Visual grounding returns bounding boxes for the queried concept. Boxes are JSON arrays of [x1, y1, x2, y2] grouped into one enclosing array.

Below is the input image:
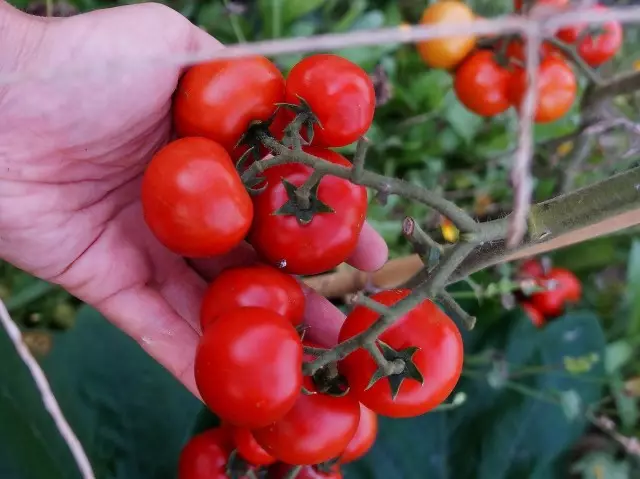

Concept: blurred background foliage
[[1, 0, 640, 478]]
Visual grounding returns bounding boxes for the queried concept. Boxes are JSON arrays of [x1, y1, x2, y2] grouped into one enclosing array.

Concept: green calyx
[[277, 96, 322, 147], [273, 179, 334, 225], [366, 340, 424, 400]]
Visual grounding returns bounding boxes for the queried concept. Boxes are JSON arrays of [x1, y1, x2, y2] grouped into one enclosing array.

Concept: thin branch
[[559, 134, 594, 193], [582, 70, 640, 110], [402, 216, 443, 265], [546, 37, 603, 85], [438, 292, 477, 330], [0, 300, 94, 479], [284, 465, 303, 479], [248, 133, 479, 232], [351, 137, 369, 183], [365, 342, 404, 376], [508, 24, 541, 248]]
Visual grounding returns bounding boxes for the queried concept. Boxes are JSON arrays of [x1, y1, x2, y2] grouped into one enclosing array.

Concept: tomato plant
[[514, 0, 568, 13], [453, 50, 511, 117], [508, 56, 577, 123], [231, 426, 276, 466], [340, 403, 378, 463], [178, 428, 233, 479], [530, 268, 582, 317], [283, 54, 375, 147], [518, 258, 545, 279], [199, 265, 305, 331], [248, 147, 368, 275], [141, 137, 253, 257], [174, 55, 285, 152], [253, 377, 361, 465], [194, 307, 303, 428], [338, 289, 463, 418], [522, 302, 546, 328], [416, 1, 476, 70], [268, 463, 343, 479], [556, 5, 623, 67]]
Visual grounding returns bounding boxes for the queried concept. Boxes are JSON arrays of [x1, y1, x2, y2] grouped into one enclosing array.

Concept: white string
[[0, 300, 95, 479]]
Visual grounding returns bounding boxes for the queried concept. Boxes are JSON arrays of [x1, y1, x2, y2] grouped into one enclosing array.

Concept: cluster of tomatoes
[[516, 258, 583, 328], [417, 0, 623, 122], [138, 50, 465, 478]]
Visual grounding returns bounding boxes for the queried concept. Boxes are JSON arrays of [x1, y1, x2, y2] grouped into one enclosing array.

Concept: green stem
[[295, 170, 324, 210], [351, 137, 369, 183], [546, 38, 603, 86]]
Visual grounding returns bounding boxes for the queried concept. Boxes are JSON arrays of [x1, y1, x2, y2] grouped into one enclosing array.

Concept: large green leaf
[[0, 320, 80, 479], [38, 306, 201, 479]]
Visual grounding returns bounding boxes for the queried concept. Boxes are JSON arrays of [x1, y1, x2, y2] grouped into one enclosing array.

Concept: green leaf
[[571, 451, 631, 479], [39, 306, 201, 479], [281, 0, 325, 24], [625, 239, 640, 336], [445, 100, 484, 144], [0, 322, 79, 479]]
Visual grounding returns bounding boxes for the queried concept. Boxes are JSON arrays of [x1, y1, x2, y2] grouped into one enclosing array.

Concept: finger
[[300, 284, 346, 348], [346, 221, 388, 272]]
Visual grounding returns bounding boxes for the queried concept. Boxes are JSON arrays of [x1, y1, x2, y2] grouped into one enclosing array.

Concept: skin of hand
[[0, 2, 388, 396]]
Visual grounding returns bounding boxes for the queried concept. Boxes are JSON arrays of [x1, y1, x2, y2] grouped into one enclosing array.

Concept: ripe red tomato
[[416, 1, 476, 70], [141, 137, 253, 257], [194, 307, 303, 428], [518, 258, 544, 279], [530, 268, 582, 317], [340, 403, 378, 463], [284, 54, 375, 147], [178, 428, 233, 479], [253, 377, 361, 465], [522, 302, 545, 328], [508, 56, 576, 123], [453, 50, 511, 117], [268, 463, 343, 479], [174, 56, 285, 152], [248, 147, 368, 275], [556, 6, 622, 67], [199, 265, 305, 331], [504, 39, 562, 63], [338, 289, 463, 418], [231, 427, 276, 466]]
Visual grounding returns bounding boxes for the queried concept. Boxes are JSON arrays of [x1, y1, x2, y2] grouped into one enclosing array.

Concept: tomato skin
[[338, 289, 463, 418], [194, 307, 303, 428], [231, 427, 276, 466], [556, 6, 622, 67], [504, 39, 562, 63], [284, 54, 375, 148], [199, 265, 305, 331], [454, 50, 511, 117], [268, 463, 343, 479], [253, 377, 361, 465], [174, 56, 285, 152], [522, 302, 546, 328], [417, 1, 476, 70], [509, 56, 576, 123], [518, 258, 544, 279], [340, 403, 378, 463], [530, 268, 582, 317], [178, 428, 233, 479], [141, 137, 253, 257], [248, 147, 368, 275]]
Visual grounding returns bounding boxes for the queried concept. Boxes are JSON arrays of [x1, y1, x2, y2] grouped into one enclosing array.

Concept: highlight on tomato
[[416, 0, 476, 70], [283, 53, 375, 147], [248, 147, 368, 276], [141, 137, 253, 258], [338, 289, 464, 418], [173, 55, 285, 152], [199, 264, 305, 331], [194, 307, 303, 429]]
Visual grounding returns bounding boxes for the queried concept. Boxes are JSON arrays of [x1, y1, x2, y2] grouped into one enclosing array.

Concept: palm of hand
[[0, 4, 388, 396]]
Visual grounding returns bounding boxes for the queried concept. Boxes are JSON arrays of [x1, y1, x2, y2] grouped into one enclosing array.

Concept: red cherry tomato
[[284, 54, 375, 147], [178, 428, 233, 479], [194, 307, 303, 428], [556, 5, 623, 67], [231, 427, 276, 466], [174, 56, 285, 152], [504, 39, 562, 63], [509, 56, 576, 123], [340, 403, 378, 463], [518, 258, 544, 279], [268, 463, 343, 479], [453, 50, 511, 117], [248, 147, 368, 275], [253, 377, 361, 465], [338, 289, 463, 418], [141, 137, 253, 257], [522, 302, 545, 328], [199, 265, 305, 331], [530, 268, 582, 317]]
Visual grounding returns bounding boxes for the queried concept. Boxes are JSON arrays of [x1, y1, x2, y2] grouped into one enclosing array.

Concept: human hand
[[0, 2, 388, 396]]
